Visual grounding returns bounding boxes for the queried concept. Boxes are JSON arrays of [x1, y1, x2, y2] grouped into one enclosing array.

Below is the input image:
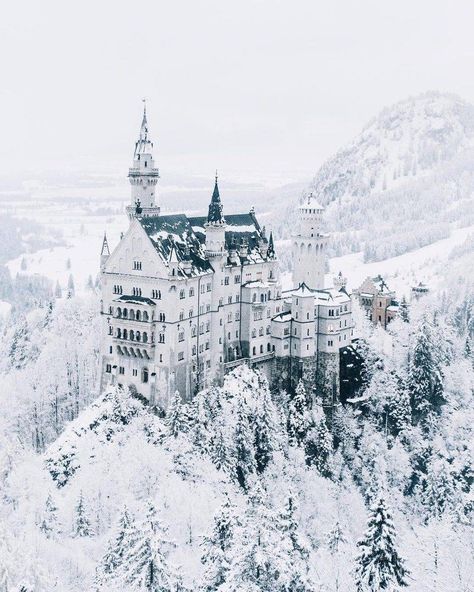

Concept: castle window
[[205, 342, 209, 350], [179, 311, 184, 321], [259, 327, 264, 336], [307, 344, 310, 350], [109, 326, 113, 335], [206, 322, 210, 332], [260, 345, 264, 354], [189, 287, 195, 297], [106, 364, 112, 373], [307, 312, 310, 320], [179, 289, 185, 299], [123, 309, 128, 319], [191, 326, 197, 337], [228, 296, 232, 304], [130, 310, 135, 321], [328, 340, 333, 347], [143, 311, 148, 321], [132, 369, 138, 377], [206, 304, 211, 312], [199, 323, 204, 335], [159, 354, 163, 362], [136, 331, 141, 342], [228, 313, 232, 322], [267, 343, 271, 352], [224, 277, 229, 285], [235, 312, 240, 321], [189, 309, 193, 318], [152, 289, 161, 299], [295, 312, 298, 319], [266, 326, 270, 334], [269, 270, 274, 279], [252, 293, 257, 303], [130, 330, 135, 341], [159, 333, 165, 343], [192, 345, 197, 355], [207, 283, 211, 292], [201, 284, 205, 294], [119, 366, 125, 375], [116, 328, 121, 338], [109, 346, 113, 354], [235, 275, 241, 284], [142, 368, 149, 383], [252, 347, 256, 356], [236, 295, 240, 303], [143, 332, 148, 343], [177, 352, 184, 361], [260, 294, 264, 303], [133, 261, 142, 270], [178, 331, 185, 342], [116, 307, 122, 318], [307, 329, 310, 336], [159, 313, 166, 322]]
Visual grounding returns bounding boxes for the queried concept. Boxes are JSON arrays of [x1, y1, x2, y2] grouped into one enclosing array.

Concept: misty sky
[[2, 0, 474, 184]]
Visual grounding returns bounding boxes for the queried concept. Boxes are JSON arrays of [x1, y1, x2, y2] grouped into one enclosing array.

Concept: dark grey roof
[[115, 295, 156, 306], [139, 215, 212, 277]]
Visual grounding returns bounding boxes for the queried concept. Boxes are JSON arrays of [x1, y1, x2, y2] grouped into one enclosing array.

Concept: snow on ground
[[328, 225, 474, 297], [0, 300, 12, 318]]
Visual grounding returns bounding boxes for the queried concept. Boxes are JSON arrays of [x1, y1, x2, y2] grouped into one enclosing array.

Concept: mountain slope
[[276, 91, 474, 270]]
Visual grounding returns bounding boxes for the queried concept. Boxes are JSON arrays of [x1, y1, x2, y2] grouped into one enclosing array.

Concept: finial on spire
[[207, 172, 225, 224]]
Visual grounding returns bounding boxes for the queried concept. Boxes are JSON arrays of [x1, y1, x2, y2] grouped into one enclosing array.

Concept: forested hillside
[[0, 287, 472, 591], [276, 92, 474, 266]]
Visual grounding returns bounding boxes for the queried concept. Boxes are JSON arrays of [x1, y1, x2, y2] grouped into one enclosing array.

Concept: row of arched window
[[252, 291, 272, 303], [252, 343, 274, 356], [251, 326, 270, 338], [116, 346, 151, 366], [114, 307, 150, 321], [114, 327, 152, 343]]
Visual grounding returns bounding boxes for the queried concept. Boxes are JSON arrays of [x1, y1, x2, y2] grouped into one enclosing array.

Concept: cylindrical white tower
[[292, 194, 328, 290], [126, 102, 160, 219]]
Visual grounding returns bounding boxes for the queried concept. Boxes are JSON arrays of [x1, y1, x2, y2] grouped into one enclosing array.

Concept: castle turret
[[126, 101, 160, 220], [100, 232, 110, 271], [292, 193, 328, 290], [205, 174, 227, 258]]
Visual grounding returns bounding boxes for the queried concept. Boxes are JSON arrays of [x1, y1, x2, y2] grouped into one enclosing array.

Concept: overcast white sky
[[1, 0, 474, 183]]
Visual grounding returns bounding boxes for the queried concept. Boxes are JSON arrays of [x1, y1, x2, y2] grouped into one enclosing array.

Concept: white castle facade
[[99, 108, 354, 408]]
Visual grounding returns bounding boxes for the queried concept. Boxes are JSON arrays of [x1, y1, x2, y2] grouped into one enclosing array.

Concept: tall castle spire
[[207, 171, 225, 224], [127, 101, 160, 220]]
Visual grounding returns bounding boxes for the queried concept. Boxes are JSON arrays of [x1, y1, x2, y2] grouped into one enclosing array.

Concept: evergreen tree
[[86, 274, 95, 291], [38, 492, 60, 538], [67, 274, 75, 298], [54, 280, 62, 299], [387, 384, 411, 435], [398, 296, 409, 323], [253, 385, 277, 474], [9, 316, 29, 370], [121, 502, 178, 591], [95, 506, 139, 587], [166, 391, 187, 438], [409, 316, 445, 424], [304, 415, 333, 477], [287, 380, 311, 446], [72, 490, 93, 537], [354, 496, 409, 592], [233, 399, 256, 490], [210, 419, 231, 473], [326, 521, 346, 554], [200, 495, 236, 591]]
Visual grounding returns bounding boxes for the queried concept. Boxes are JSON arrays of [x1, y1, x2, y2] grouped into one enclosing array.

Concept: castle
[[99, 107, 354, 408]]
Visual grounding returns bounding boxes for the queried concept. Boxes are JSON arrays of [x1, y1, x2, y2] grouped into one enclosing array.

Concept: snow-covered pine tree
[[409, 315, 445, 424], [166, 390, 187, 438], [354, 496, 409, 592], [287, 380, 311, 447], [9, 316, 29, 370], [67, 274, 75, 298], [277, 495, 314, 591], [38, 492, 60, 538], [233, 399, 256, 490], [326, 521, 347, 554], [304, 415, 333, 478], [210, 418, 231, 473], [398, 297, 409, 323], [121, 502, 178, 591], [253, 384, 277, 474], [95, 506, 139, 588], [200, 495, 236, 591], [72, 490, 93, 537]]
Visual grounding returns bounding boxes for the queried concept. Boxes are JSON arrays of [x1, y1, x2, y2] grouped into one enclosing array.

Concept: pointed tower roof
[[101, 232, 110, 256], [207, 172, 225, 224], [134, 100, 154, 157], [267, 231, 275, 259]]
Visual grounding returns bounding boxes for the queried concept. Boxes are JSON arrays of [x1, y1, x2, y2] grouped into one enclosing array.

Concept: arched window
[[123, 329, 128, 339], [260, 294, 264, 303], [267, 290, 271, 300], [136, 310, 141, 321], [260, 344, 264, 353], [143, 311, 148, 321], [117, 328, 121, 338], [228, 347, 233, 361], [252, 293, 257, 303], [259, 327, 264, 336], [123, 308, 128, 319], [142, 368, 149, 383], [130, 330, 135, 341], [252, 329, 256, 338], [252, 346, 256, 356], [267, 343, 271, 352], [116, 307, 122, 318], [143, 332, 148, 343], [129, 310, 135, 321], [136, 331, 141, 342]]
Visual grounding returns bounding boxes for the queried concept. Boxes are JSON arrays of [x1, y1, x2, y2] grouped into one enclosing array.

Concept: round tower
[[205, 174, 227, 258], [126, 101, 160, 220], [292, 193, 328, 290]]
